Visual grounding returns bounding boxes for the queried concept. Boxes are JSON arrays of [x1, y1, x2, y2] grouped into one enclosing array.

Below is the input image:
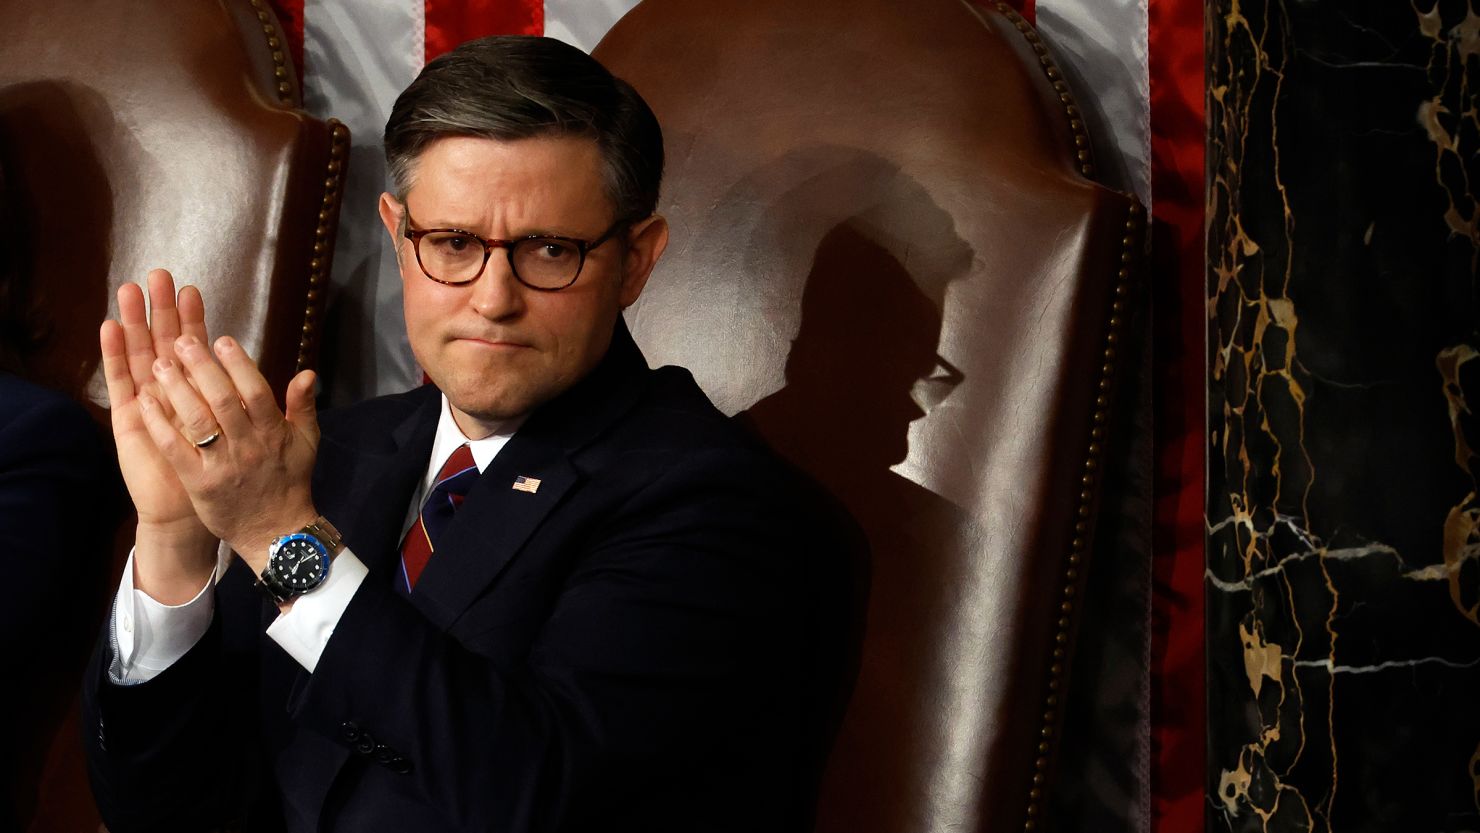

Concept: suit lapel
[[409, 435, 579, 630], [316, 388, 439, 580]]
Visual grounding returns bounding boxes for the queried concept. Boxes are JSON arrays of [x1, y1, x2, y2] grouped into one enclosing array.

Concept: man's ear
[[378, 192, 404, 246], [617, 214, 670, 308]]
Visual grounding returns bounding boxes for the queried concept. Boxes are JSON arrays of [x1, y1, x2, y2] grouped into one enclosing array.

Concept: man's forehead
[[399, 135, 615, 229]]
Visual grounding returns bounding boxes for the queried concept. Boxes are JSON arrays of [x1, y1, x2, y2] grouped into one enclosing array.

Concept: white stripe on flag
[[302, 0, 425, 403], [1036, 0, 1152, 207], [543, 0, 641, 52]]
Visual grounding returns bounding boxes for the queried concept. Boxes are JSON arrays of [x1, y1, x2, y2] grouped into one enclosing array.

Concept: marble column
[[1207, 1, 1480, 831]]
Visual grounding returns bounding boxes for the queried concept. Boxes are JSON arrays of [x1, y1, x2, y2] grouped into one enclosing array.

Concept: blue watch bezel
[[267, 532, 332, 595]]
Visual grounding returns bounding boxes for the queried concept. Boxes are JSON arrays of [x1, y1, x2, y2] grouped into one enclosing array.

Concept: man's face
[[379, 135, 667, 437]]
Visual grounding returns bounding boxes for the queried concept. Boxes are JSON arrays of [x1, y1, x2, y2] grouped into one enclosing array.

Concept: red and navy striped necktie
[[399, 443, 479, 591]]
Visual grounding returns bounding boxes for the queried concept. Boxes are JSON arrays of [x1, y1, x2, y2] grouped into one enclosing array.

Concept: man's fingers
[[178, 284, 209, 346], [136, 390, 200, 479], [153, 352, 230, 448], [99, 320, 136, 408], [171, 335, 253, 438], [213, 336, 280, 427], [117, 282, 158, 385], [147, 269, 182, 359], [284, 370, 320, 446]]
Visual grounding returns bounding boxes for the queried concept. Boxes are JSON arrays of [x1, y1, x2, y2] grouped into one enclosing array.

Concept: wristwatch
[[258, 516, 344, 605]]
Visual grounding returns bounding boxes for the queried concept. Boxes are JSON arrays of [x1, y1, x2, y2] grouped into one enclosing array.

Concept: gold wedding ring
[[193, 430, 222, 449]]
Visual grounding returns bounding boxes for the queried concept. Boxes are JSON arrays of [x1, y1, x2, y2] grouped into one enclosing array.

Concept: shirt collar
[[423, 395, 523, 493]]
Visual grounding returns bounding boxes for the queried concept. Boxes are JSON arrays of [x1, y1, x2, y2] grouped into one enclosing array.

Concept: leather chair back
[[594, 1, 1143, 829], [0, 1, 348, 828], [0, 0, 348, 406]]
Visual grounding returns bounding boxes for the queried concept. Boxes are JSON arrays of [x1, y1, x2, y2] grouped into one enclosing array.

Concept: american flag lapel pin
[[512, 475, 542, 494]]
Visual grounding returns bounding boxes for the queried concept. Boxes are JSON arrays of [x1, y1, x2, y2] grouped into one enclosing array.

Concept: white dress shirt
[[109, 395, 519, 683]]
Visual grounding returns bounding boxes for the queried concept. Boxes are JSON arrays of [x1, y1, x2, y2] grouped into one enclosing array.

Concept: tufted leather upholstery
[[595, 1, 1144, 829], [0, 1, 348, 828]]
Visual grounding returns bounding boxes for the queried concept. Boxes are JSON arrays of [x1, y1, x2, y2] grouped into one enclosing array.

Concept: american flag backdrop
[[261, 1, 1206, 831]]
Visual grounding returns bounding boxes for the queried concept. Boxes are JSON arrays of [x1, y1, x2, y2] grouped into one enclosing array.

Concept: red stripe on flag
[[1147, 0, 1206, 830], [266, 0, 307, 89], [425, 0, 544, 62]]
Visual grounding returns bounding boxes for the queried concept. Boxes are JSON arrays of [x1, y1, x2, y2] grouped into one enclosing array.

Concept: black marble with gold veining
[[1207, 1, 1480, 831]]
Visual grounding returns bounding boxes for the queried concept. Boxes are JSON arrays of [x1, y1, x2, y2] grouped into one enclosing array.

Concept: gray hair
[[383, 36, 663, 223]]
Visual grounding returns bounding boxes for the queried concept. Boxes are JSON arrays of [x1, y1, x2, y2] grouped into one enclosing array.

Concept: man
[[83, 36, 855, 832]]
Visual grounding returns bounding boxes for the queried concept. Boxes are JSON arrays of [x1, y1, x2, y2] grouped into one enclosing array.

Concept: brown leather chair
[[595, 1, 1144, 829], [0, 1, 348, 828]]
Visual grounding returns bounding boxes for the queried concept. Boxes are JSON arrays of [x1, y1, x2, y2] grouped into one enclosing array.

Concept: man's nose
[[469, 251, 526, 320]]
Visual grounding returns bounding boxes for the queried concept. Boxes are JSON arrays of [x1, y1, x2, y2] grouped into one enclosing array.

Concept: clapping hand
[[101, 269, 322, 599]]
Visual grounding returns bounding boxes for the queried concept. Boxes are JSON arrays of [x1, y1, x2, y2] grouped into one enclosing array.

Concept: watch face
[[269, 534, 330, 592]]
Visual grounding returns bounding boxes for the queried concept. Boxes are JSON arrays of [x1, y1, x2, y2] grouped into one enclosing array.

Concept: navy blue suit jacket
[[83, 324, 857, 832], [1, 373, 119, 830]]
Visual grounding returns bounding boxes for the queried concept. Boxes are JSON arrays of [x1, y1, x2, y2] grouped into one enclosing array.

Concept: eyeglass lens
[[417, 231, 584, 289]]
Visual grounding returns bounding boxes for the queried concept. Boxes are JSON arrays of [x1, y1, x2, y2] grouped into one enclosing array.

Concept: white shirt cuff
[[265, 548, 368, 673], [108, 544, 226, 685]]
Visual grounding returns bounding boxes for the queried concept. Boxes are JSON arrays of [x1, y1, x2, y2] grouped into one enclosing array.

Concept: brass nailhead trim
[[249, 0, 293, 105], [1014, 195, 1144, 829], [297, 120, 350, 371], [248, 0, 331, 374], [996, 2, 1097, 179]]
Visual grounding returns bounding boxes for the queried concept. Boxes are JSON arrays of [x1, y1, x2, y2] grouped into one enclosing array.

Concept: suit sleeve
[[83, 545, 264, 831], [293, 448, 841, 831], [82, 611, 262, 832]]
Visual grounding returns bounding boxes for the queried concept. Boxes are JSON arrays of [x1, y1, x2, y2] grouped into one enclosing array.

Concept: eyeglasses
[[402, 211, 628, 291]]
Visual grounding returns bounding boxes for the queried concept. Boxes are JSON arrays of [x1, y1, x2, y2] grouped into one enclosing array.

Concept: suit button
[[355, 733, 377, 755], [389, 756, 412, 775], [372, 744, 397, 764], [341, 721, 361, 743]]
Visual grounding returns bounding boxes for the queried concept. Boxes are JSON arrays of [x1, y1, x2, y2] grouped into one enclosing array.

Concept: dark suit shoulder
[[0, 373, 114, 501], [597, 364, 760, 458], [0, 372, 101, 441], [568, 362, 845, 544]]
